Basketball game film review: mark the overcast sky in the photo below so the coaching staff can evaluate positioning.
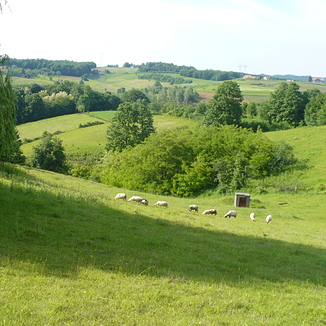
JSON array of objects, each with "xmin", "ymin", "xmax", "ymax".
[{"xmin": 0, "ymin": 0, "xmax": 325, "ymax": 76}]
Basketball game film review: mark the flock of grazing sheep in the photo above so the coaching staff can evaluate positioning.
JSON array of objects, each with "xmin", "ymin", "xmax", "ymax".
[{"xmin": 115, "ymin": 193, "xmax": 273, "ymax": 224}]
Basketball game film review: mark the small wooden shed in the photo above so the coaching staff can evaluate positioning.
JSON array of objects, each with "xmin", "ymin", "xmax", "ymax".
[{"xmin": 234, "ymin": 192, "xmax": 250, "ymax": 207}]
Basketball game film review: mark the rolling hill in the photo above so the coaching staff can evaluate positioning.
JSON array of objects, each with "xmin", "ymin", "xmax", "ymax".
[
  {"xmin": 12, "ymin": 66, "xmax": 326, "ymax": 103},
  {"xmin": 1, "ymin": 124, "xmax": 325, "ymax": 324}
]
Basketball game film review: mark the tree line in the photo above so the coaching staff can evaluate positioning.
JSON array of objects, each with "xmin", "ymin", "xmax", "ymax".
[
  {"xmin": 9, "ymin": 59, "xmax": 97, "ymax": 77},
  {"xmin": 14, "ymin": 81, "xmax": 122, "ymax": 124},
  {"xmin": 138, "ymin": 62, "xmax": 241, "ymax": 81}
]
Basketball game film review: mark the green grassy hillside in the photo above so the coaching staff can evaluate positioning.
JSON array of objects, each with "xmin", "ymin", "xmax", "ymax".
[
  {"xmin": 18, "ymin": 113, "xmax": 197, "ymax": 158},
  {"xmin": 9, "ymin": 116, "xmax": 326, "ymax": 324},
  {"xmin": 265, "ymin": 125, "xmax": 326, "ymax": 188},
  {"xmin": 0, "ymin": 159, "xmax": 325, "ymax": 325}
]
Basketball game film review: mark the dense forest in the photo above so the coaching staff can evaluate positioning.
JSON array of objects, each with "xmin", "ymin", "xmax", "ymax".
[{"xmin": 9, "ymin": 59, "xmax": 97, "ymax": 77}]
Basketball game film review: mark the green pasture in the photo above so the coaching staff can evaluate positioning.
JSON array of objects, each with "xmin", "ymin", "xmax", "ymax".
[
  {"xmin": 17, "ymin": 113, "xmax": 104, "ymax": 141},
  {"xmin": 0, "ymin": 160, "xmax": 325, "ymax": 325},
  {"xmin": 88, "ymin": 110, "xmax": 117, "ymax": 121},
  {"xmin": 18, "ymin": 114, "xmax": 196, "ymax": 158}
]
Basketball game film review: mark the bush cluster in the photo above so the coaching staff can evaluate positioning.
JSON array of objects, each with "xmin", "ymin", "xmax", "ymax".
[{"xmin": 101, "ymin": 125, "xmax": 297, "ymax": 196}]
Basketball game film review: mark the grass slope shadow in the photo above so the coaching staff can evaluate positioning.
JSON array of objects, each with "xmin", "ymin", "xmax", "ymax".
[{"xmin": 0, "ymin": 173, "xmax": 325, "ymax": 286}]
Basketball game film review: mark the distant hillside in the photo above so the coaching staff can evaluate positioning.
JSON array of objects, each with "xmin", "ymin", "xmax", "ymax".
[
  {"xmin": 9, "ymin": 58, "xmax": 97, "ymax": 78},
  {"xmin": 268, "ymin": 74, "xmax": 325, "ymax": 83}
]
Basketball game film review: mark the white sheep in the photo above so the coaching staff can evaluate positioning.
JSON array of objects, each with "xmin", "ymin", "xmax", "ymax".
[
  {"xmin": 154, "ymin": 201, "xmax": 168, "ymax": 207},
  {"xmin": 224, "ymin": 210, "xmax": 237, "ymax": 218},
  {"xmin": 266, "ymin": 215, "xmax": 272, "ymax": 224},
  {"xmin": 189, "ymin": 204, "xmax": 198, "ymax": 212},
  {"xmin": 250, "ymin": 212, "xmax": 256, "ymax": 221},
  {"xmin": 202, "ymin": 209, "xmax": 217, "ymax": 215},
  {"xmin": 115, "ymin": 193, "xmax": 126, "ymax": 200},
  {"xmin": 128, "ymin": 196, "xmax": 145, "ymax": 203}
]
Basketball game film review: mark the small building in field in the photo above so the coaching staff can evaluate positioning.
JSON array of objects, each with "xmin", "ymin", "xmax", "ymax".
[{"xmin": 234, "ymin": 192, "xmax": 250, "ymax": 207}]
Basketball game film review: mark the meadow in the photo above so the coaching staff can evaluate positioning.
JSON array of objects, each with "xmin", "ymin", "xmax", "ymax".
[
  {"xmin": 5, "ymin": 112, "xmax": 326, "ymax": 325},
  {"xmin": 0, "ymin": 159, "xmax": 325, "ymax": 325}
]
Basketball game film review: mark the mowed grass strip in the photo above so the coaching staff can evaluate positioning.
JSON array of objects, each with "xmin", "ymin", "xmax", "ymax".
[{"xmin": 17, "ymin": 113, "xmax": 103, "ymax": 140}]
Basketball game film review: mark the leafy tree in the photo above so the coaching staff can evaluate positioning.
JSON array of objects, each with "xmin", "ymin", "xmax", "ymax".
[
  {"xmin": 31, "ymin": 132, "xmax": 68, "ymax": 173},
  {"xmin": 120, "ymin": 89, "xmax": 150, "ymax": 103},
  {"xmin": 204, "ymin": 81, "xmax": 243, "ymax": 126},
  {"xmin": 246, "ymin": 102, "xmax": 257, "ymax": 118},
  {"xmin": 264, "ymin": 82, "xmax": 305, "ymax": 126},
  {"xmin": 304, "ymin": 92, "xmax": 326, "ymax": 126},
  {"xmin": 0, "ymin": 55, "xmax": 17, "ymax": 161},
  {"xmin": 106, "ymin": 101, "xmax": 155, "ymax": 152}
]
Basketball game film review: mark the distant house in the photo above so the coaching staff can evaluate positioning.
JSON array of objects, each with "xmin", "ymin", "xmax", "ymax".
[
  {"xmin": 243, "ymin": 74, "xmax": 259, "ymax": 80},
  {"xmin": 0, "ymin": 65, "xmax": 8, "ymax": 73},
  {"xmin": 262, "ymin": 76, "xmax": 271, "ymax": 80},
  {"xmin": 312, "ymin": 78, "xmax": 324, "ymax": 83}
]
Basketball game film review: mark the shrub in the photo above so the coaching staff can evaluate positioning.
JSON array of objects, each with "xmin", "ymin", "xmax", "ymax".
[{"xmin": 31, "ymin": 132, "xmax": 68, "ymax": 173}]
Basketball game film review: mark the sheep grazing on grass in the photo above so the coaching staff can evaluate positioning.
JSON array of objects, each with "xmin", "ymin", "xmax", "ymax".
[
  {"xmin": 189, "ymin": 204, "xmax": 198, "ymax": 212},
  {"xmin": 141, "ymin": 199, "xmax": 149, "ymax": 205},
  {"xmin": 250, "ymin": 212, "xmax": 256, "ymax": 221},
  {"xmin": 224, "ymin": 210, "xmax": 237, "ymax": 218},
  {"xmin": 202, "ymin": 209, "xmax": 217, "ymax": 215},
  {"xmin": 128, "ymin": 196, "xmax": 145, "ymax": 203},
  {"xmin": 154, "ymin": 201, "xmax": 168, "ymax": 207},
  {"xmin": 115, "ymin": 193, "xmax": 126, "ymax": 200},
  {"xmin": 266, "ymin": 215, "xmax": 272, "ymax": 224}
]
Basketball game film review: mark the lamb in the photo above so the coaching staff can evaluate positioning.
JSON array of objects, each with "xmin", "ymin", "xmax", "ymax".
[
  {"xmin": 266, "ymin": 215, "xmax": 272, "ymax": 224},
  {"xmin": 189, "ymin": 204, "xmax": 198, "ymax": 212},
  {"xmin": 154, "ymin": 201, "xmax": 168, "ymax": 207},
  {"xmin": 115, "ymin": 193, "xmax": 126, "ymax": 200},
  {"xmin": 250, "ymin": 212, "xmax": 256, "ymax": 221},
  {"xmin": 224, "ymin": 210, "xmax": 237, "ymax": 218},
  {"xmin": 202, "ymin": 209, "xmax": 217, "ymax": 215}
]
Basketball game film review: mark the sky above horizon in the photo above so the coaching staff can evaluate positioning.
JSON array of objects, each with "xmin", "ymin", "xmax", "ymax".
[{"xmin": 0, "ymin": 0, "xmax": 325, "ymax": 76}]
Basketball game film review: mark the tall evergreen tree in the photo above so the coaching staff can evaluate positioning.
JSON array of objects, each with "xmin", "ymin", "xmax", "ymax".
[{"xmin": 0, "ymin": 55, "xmax": 17, "ymax": 161}]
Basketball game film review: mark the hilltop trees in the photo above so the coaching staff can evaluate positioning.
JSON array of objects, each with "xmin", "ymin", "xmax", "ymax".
[
  {"xmin": 204, "ymin": 81, "xmax": 243, "ymax": 126},
  {"xmin": 105, "ymin": 101, "xmax": 155, "ymax": 152}
]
